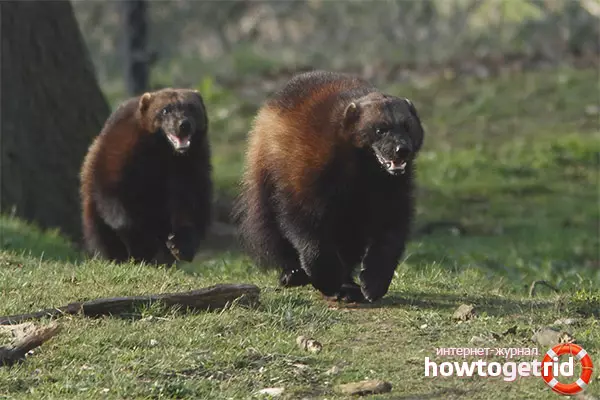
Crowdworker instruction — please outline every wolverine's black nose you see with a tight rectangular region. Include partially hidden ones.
[179,119,192,134]
[395,144,412,160]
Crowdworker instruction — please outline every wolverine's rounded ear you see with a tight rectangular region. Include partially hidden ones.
[405,98,420,121]
[405,98,424,152]
[139,92,153,114]
[192,90,205,106]
[343,102,360,127]
[192,90,208,129]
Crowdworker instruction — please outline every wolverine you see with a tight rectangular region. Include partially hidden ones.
[233,71,424,302]
[80,88,212,265]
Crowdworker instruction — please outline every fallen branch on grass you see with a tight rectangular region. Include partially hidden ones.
[0,283,260,325]
[0,322,61,366]
[529,280,559,298]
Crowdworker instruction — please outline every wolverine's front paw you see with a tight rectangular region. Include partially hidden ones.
[166,234,181,260]
[154,245,177,266]
[336,282,366,303]
[167,231,198,262]
[359,270,393,303]
[311,276,344,298]
[279,268,311,287]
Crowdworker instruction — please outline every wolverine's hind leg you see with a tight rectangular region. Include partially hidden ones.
[117,226,164,264]
[235,171,310,288]
[84,206,129,262]
[276,239,310,288]
[251,204,310,288]
[279,218,345,297]
[260,195,310,287]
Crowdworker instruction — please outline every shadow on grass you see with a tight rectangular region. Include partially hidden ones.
[333,291,553,317]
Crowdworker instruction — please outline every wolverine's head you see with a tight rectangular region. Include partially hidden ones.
[343,92,424,175]
[138,88,208,154]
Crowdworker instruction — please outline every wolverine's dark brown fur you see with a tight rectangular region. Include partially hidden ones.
[80,88,212,265]
[233,71,425,302]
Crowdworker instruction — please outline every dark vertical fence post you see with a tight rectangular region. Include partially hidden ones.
[122,0,148,96]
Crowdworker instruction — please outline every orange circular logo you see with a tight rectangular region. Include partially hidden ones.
[542,343,593,395]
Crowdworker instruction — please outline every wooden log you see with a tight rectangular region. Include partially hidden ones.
[0,322,61,366]
[0,283,260,325]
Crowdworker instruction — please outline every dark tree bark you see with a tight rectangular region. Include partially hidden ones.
[121,0,149,96]
[0,0,109,243]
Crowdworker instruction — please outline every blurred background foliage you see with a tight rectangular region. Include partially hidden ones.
[74,0,599,103]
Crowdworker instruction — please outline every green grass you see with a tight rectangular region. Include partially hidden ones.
[0,216,81,263]
[1,67,599,399]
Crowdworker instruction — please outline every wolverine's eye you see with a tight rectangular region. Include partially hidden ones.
[375,127,385,135]
[161,107,170,116]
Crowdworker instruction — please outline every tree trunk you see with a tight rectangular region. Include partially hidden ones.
[121,0,149,96]
[0,0,110,243]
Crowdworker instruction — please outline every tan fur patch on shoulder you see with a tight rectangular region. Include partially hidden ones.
[246,105,336,198]
[80,111,143,195]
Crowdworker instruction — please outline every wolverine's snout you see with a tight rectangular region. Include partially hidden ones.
[395,142,412,160]
[179,119,192,135]
[374,139,413,175]
[165,117,196,153]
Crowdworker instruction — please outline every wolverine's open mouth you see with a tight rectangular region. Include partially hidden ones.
[167,134,191,153]
[374,151,407,175]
